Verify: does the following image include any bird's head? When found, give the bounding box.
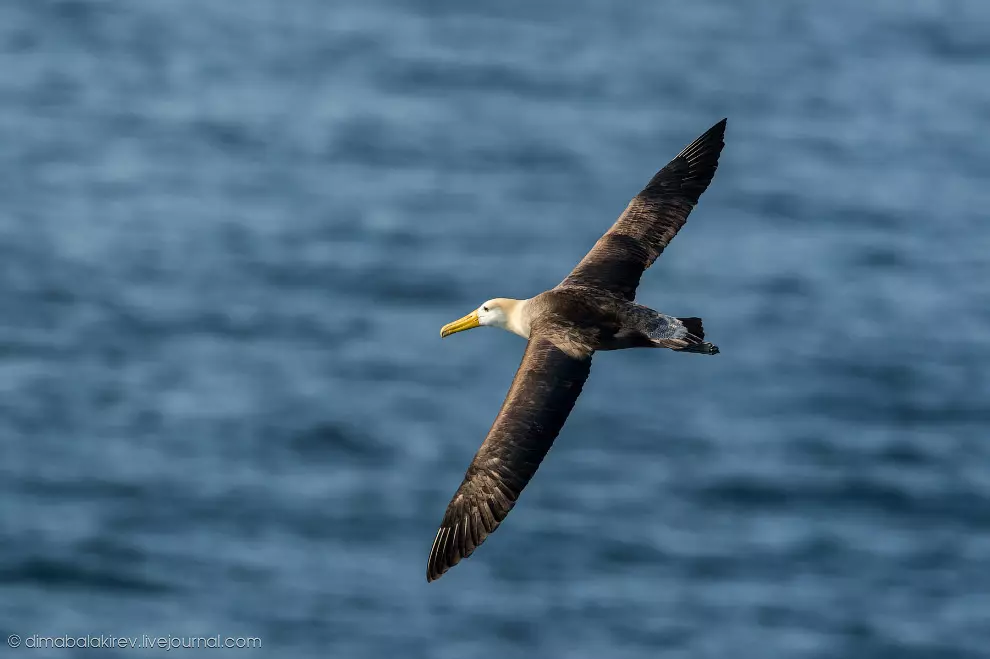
[441,298,522,338]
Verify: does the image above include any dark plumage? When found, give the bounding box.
[427,337,591,582]
[560,119,726,301]
[429,119,727,582]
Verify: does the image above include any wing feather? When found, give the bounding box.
[559,118,727,301]
[426,336,592,582]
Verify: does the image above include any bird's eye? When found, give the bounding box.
[483,306,489,312]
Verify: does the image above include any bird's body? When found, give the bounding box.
[487,288,718,356]
[428,119,728,582]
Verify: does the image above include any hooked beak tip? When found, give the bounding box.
[440,311,480,339]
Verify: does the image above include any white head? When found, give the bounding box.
[441,298,529,338]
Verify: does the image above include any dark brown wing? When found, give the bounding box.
[427,336,592,582]
[558,118,727,301]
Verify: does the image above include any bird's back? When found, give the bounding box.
[529,288,639,352]
[534,287,712,352]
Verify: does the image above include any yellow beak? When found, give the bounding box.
[441,310,480,338]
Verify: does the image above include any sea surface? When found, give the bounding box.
[2,1,989,657]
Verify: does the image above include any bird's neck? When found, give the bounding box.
[503,298,532,339]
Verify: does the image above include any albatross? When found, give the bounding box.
[428,118,727,582]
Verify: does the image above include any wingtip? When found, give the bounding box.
[705,117,728,140]
[426,526,449,583]
[698,118,728,146]
[674,118,727,159]
[426,557,447,582]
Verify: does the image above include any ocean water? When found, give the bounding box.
[1,0,989,657]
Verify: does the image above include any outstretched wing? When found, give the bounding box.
[427,336,592,582]
[559,118,727,301]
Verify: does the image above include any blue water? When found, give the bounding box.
[2,1,989,657]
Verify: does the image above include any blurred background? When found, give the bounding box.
[1,0,989,657]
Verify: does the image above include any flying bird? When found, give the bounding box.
[428,118,727,582]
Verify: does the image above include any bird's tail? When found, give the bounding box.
[677,317,705,340]
[674,317,719,355]
[674,341,719,355]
